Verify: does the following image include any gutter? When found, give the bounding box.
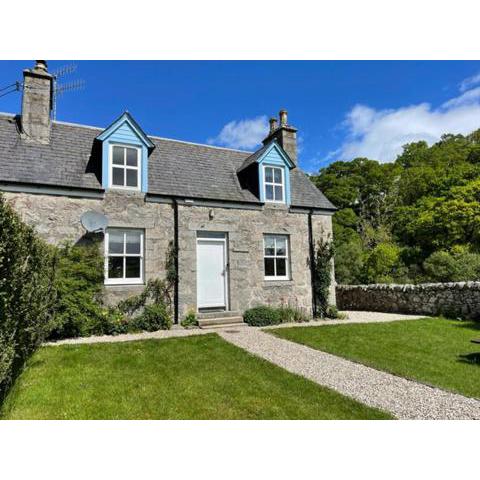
[0,181,105,199]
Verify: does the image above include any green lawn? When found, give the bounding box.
[1,334,390,420]
[270,318,480,399]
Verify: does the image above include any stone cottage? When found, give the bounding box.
[0,61,336,326]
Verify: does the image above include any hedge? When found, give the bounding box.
[0,194,57,401]
[243,306,282,326]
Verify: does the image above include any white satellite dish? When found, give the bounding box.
[80,211,108,233]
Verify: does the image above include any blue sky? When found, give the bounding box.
[2,60,480,172]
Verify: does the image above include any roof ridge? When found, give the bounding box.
[0,112,254,154]
[53,118,253,154]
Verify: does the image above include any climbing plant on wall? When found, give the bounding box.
[313,234,335,318]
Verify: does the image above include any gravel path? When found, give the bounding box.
[263,310,426,330]
[218,328,480,420]
[44,326,210,346]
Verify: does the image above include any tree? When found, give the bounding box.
[312,128,480,285]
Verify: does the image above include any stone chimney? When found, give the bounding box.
[21,60,53,144]
[262,109,298,166]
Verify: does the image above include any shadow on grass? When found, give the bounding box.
[452,321,480,331]
[458,352,480,365]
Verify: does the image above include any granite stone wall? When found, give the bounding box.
[4,190,335,318]
[4,191,174,305]
[176,203,335,317]
[336,282,480,320]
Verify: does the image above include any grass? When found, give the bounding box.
[0,334,390,420]
[270,318,480,399]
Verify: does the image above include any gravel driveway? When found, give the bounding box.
[218,328,480,420]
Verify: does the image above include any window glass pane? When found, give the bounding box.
[108,231,124,254]
[126,231,141,254]
[276,258,286,276]
[125,257,141,278]
[265,167,273,183]
[265,184,274,200]
[264,258,275,276]
[112,146,124,165]
[126,169,138,187]
[274,185,283,201]
[126,148,138,167]
[264,236,275,256]
[273,168,282,184]
[112,167,125,186]
[108,257,123,278]
[276,237,287,256]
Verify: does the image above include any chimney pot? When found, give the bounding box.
[269,117,278,134]
[262,109,297,166]
[34,60,48,73]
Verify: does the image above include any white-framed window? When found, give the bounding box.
[264,234,289,280]
[109,144,141,190]
[104,228,144,285]
[263,165,285,203]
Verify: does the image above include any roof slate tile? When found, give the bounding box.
[0,113,335,210]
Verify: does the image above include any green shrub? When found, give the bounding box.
[243,306,281,326]
[181,309,197,328]
[117,278,172,316]
[326,305,347,320]
[277,304,310,323]
[134,303,172,331]
[0,194,57,401]
[48,241,105,340]
[96,308,131,336]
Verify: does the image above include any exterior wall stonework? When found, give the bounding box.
[336,282,480,320]
[4,191,335,319]
[177,203,334,317]
[4,191,174,305]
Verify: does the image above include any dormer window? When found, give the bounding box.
[264,165,285,203]
[110,145,141,190]
[97,112,155,193]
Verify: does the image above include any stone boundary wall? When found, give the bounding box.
[336,282,480,320]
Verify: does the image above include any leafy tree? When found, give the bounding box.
[363,242,405,284]
[312,128,480,285]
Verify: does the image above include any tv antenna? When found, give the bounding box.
[51,63,85,120]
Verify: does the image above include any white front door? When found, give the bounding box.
[196,236,227,308]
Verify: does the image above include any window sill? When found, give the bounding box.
[104,281,145,287]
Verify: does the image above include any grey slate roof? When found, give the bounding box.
[0,113,335,210]
[237,143,269,173]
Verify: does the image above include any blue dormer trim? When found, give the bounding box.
[255,141,293,205]
[96,112,154,193]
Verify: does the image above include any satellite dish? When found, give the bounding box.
[80,211,108,233]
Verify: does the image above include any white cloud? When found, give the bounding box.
[441,86,480,108]
[208,115,269,150]
[459,72,480,92]
[335,77,480,163]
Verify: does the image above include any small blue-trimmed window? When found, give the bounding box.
[263,165,285,203]
[109,144,141,190]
